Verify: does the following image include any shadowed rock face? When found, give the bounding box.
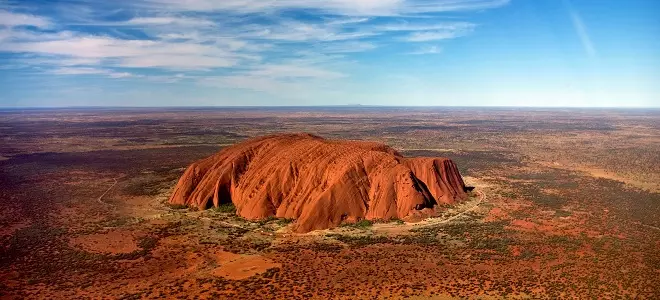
[169,133,468,232]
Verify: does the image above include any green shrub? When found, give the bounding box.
[276,218,295,226]
[257,216,277,225]
[137,236,158,250]
[214,203,236,214]
[354,219,373,228]
[167,203,188,210]
[339,219,374,229]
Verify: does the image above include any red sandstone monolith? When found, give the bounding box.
[169,133,468,232]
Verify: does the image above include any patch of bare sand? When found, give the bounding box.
[117,195,167,218]
[210,250,281,280]
[507,218,602,238]
[69,229,143,254]
[463,176,494,188]
[126,235,281,282]
[537,162,660,193]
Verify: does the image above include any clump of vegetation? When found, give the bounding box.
[166,203,188,210]
[254,215,278,226]
[472,237,514,253]
[276,218,295,226]
[109,235,160,260]
[137,235,158,250]
[123,175,172,196]
[555,209,572,217]
[214,203,236,214]
[520,249,537,260]
[547,235,582,251]
[354,219,373,228]
[327,234,390,247]
[95,216,144,229]
[502,191,518,199]
[341,219,373,229]
[391,218,405,225]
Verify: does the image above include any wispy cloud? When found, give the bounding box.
[241,19,378,42]
[408,45,442,55]
[0,32,256,70]
[200,58,346,96]
[378,21,475,32]
[125,17,217,27]
[321,41,377,53]
[403,22,476,41]
[562,0,595,58]
[0,10,51,28]
[138,0,508,16]
[406,30,468,41]
[137,0,402,15]
[247,64,345,79]
[49,67,140,79]
[0,0,509,91]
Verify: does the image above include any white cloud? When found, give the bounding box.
[324,17,371,26]
[125,17,216,27]
[0,33,255,70]
[322,41,377,53]
[0,29,74,42]
[50,67,108,75]
[17,56,102,66]
[408,45,442,55]
[108,72,137,78]
[49,67,140,79]
[138,0,508,16]
[0,0,508,86]
[242,19,377,42]
[247,64,345,79]
[401,0,510,14]
[0,10,51,28]
[405,29,472,42]
[138,0,402,15]
[199,60,346,96]
[563,0,595,58]
[118,54,236,69]
[378,21,476,32]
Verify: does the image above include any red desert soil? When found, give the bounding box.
[69,229,143,254]
[170,133,468,232]
[210,251,281,280]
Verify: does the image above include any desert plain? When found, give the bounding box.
[0,107,658,299]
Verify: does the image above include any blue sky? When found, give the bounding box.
[0,0,658,107]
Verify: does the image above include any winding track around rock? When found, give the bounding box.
[96,178,118,207]
[365,190,486,235]
[432,190,485,224]
[640,223,660,231]
[406,190,485,229]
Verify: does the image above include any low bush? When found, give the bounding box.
[214,203,236,214]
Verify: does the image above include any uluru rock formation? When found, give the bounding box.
[169,133,468,232]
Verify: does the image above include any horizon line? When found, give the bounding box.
[1,105,660,110]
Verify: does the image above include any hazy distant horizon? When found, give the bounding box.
[2,105,659,110]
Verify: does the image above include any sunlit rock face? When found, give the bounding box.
[169,133,468,232]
